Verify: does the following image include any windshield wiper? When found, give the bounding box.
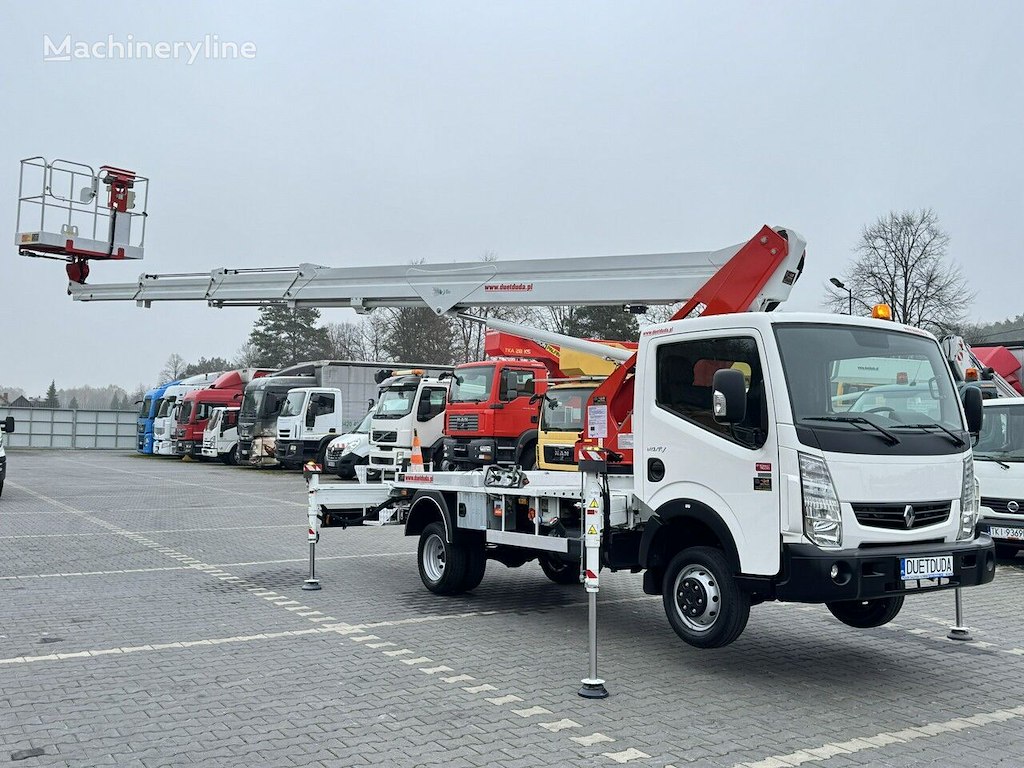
[803,415,901,445]
[898,422,966,448]
[976,455,1011,469]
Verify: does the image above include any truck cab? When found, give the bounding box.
[152,372,222,456]
[174,369,270,458]
[974,397,1024,559]
[201,406,241,464]
[368,372,449,480]
[238,375,310,466]
[536,381,600,470]
[275,387,344,469]
[0,416,14,498]
[442,360,545,470]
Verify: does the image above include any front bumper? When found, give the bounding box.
[275,440,307,469]
[326,452,362,477]
[774,537,996,603]
[175,440,200,457]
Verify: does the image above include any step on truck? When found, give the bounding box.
[19,194,997,649]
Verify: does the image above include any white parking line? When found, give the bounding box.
[732,705,1024,768]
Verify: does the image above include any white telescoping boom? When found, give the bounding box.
[65,227,806,315]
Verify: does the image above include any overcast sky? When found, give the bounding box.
[2,1,1022,396]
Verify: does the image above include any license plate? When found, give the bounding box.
[989,526,1024,541]
[900,555,954,580]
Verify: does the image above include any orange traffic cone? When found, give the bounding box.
[409,430,425,473]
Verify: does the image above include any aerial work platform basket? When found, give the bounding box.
[15,157,148,282]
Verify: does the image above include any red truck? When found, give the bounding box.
[441,331,634,471]
[174,369,272,459]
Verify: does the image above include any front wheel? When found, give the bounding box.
[223,445,239,466]
[995,543,1020,560]
[662,546,749,648]
[826,596,904,628]
[417,522,481,595]
[539,553,579,584]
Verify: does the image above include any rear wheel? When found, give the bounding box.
[826,596,904,628]
[662,546,749,648]
[539,553,579,584]
[417,522,481,595]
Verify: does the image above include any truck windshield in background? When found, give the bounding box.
[279,391,306,418]
[376,387,417,419]
[156,398,175,418]
[449,366,494,403]
[178,400,193,424]
[138,396,153,418]
[775,324,966,453]
[975,403,1024,463]
[240,390,263,418]
[540,387,590,432]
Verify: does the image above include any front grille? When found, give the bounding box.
[853,501,951,530]
[982,497,1023,516]
[543,444,575,465]
[373,430,398,443]
[373,455,395,465]
[278,428,291,439]
[326,446,343,460]
[448,414,479,432]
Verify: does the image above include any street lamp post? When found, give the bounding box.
[830,277,853,315]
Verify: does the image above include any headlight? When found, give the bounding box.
[799,453,842,549]
[958,455,977,541]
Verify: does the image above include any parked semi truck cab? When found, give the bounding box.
[201,406,241,465]
[0,416,14,498]
[442,360,547,470]
[137,380,178,454]
[275,387,344,469]
[238,375,310,466]
[152,372,222,455]
[368,371,450,480]
[175,369,271,458]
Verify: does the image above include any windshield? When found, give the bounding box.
[540,387,593,432]
[355,410,374,434]
[179,400,194,424]
[376,387,417,419]
[156,397,175,418]
[776,324,964,438]
[279,391,307,418]
[975,404,1024,462]
[449,366,495,403]
[139,396,153,418]
[240,390,263,418]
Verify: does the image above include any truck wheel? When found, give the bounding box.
[518,446,537,471]
[662,546,749,648]
[995,543,1020,559]
[826,596,904,628]
[539,553,579,584]
[463,547,487,591]
[223,446,239,466]
[417,522,476,595]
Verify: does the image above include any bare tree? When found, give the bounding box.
[159,353,187,382]
[325,321,369,360]
[825,209,973,333]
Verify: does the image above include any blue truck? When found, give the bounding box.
[137,380,180,454]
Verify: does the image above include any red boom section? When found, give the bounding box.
[578,226,798,470]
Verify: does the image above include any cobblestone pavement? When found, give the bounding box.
[1,449,1022,767]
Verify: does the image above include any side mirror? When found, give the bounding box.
[712,368,747,424]
[3,416,14,433]
[529,393,542,405]
[961,384,983,435]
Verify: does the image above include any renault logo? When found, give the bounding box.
[904,504,916,529]
[1010,500,1020,513]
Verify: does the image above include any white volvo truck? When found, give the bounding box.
[22,217,996,649]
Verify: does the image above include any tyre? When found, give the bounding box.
[417,522,480,595]
[994,543,1020,560]
[826,596,904,628]
[539,553,579,584]
[662,546,749,648]
[463,547,487,591]
[518,446,537,471]
[224,445,239,466]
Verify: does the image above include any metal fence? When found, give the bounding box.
[0,407,137,449]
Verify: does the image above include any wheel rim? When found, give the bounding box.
[672,564,721,632]
[422,534,446,583]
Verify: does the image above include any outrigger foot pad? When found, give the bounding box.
[578,679,609,699]
[302,579,322,591]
